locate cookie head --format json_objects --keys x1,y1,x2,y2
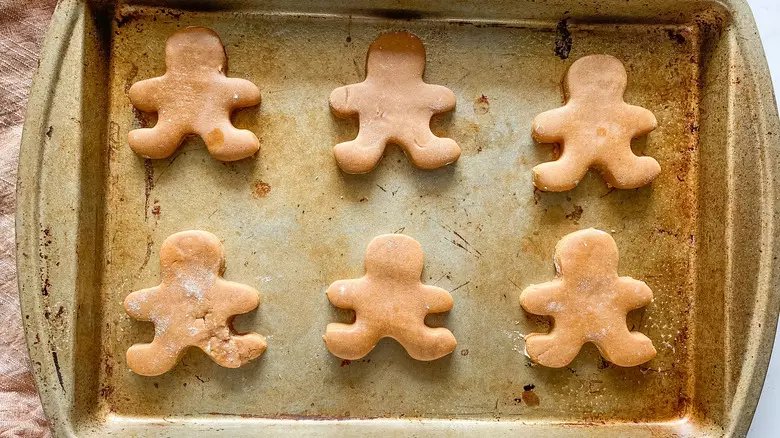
[
  {"x1": 366, "y1": 32, "x2": 426, "y2": 79},
  {"x1": 159, "y1": 230, "x2": 226, "y2": 281},
  {"x1": 365, "y1": 234, "x2": 424, "y2": 281},
  {"x1": 554, "y1": 229, "x2": 619, "y2": 280},
  {"x1": 165, "y1": 27, "x2": 227, "y2": 72},
  {"x1": 565, "y1": 54, "x2": 627, "y2": 100}
]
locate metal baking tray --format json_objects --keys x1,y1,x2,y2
[{"x1": 17, "y1": 0, "x2": 780, "y2": 436}]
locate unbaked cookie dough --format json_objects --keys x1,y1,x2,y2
[
  {"x1": 324, "y1": 234, "x2": 457, "y2": 361},
  {"x1": 128, "y1": 27, "x2": 261, "y2": 161},
  {"x1": 520, "y1": 228, "x2": 656, "y2": 367},
  {"x1": 329, "y1": 32, "x2": 460, "y2": 173},
  {"x1": 124, "y1": 230, "x2": 267, "y2": 376},
  {"x1": 532, "y1": 54, "x2": 660, "y2": 191}
]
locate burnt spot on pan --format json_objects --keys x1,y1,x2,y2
[
  {"x1": 364, "y1": 9, "x2": 427, "y2": 20},
  {"x1": 143, "y1": 158, "x2": 154, "y2": 221},
  {"x1": 554, "y1": 19, "x2": 572, "y2": 60},
  {"x1": 474, "y1": 94, "x2": 490, "y2": 115},
  {"x1": 665, "y1": 29, "x2": 687, "y2": 45},
  {"x1": 565, "y1": 204, "x2": 584, "y2": 223},
  {"x1": 151, "y1": 200, "x2": 161, "y2": 218},
  {"x1": 521, "y1": 384, "x2": 540, "y2": 406}
]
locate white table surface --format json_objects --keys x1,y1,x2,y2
[{"x1": 746, "y1": 1, "x2": 780, "y2": 436}]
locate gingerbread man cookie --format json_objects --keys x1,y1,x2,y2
[
  {"x1": 128, "y1": 27, "x2": 261, "y2": 162},
  {"x1": 519, "y1": 228, "x2": 656, "y2": 367},
  {"x1": 532, "y1": 54, "x2": 660, "y2": 191},
  {"x1": 324, "y1": 234, "x2": 456, "y2": 361},
  {"x1": 124, "y1": 230, "x2": 266, "y2": 376},
  {"x1": 329, "y1": 32, "x2": 460, "y2": 173}
]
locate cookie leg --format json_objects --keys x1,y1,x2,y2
[
  {"x1": 232, "y1": 333, "x2": 268, "y2": 363},
  {"x1": 599, "y1": 151, "x2": 661, "y2": 189},
  {"x1": 400, "y1": 326, "x2": 457, "y2": 361},
  {"x1": 203, "y1": 333, "x2": 267, "y2": 368},
  {"x1": 324, "y1": 322, "x2": 379, "y2": 360},
  {"x1": 126, "y1": 340, "x2": 184, "y2": 376},
  {"x1": 397, "y1": 125, "x2": 461, "y2": 170},
  {"x1": 532, "y1": 153, "x2": 590, "y2": 192},
  {"x1": 202, "y1": 122, "x2": 260, "y2": 162},
  {"x1": 128, "y1": 124, "x2": 185, "y2": 160},
  {"x1": 597, "y1": 329, "x2": 656, "y2": 367},
  {"x1": 524, "y1": 332, "x2": 583, "y2": 368},
  {"x1": 333, "y1": 131, "x2": 387, "y2": 174}
]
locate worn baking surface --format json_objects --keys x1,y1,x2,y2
[{"x1": 98, "y1": 9, "x2": 699, "y2": 422}]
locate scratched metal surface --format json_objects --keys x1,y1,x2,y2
[
  {"x1": 105, "y1": 5, "x2": 701, "y2": 420},
  {"x1": 16, "y1": 0, "x2": 780, "y2": 436}
]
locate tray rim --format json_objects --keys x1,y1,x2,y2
[
  {"x1": 15, "y1": 0, "x2": 780, "y2": 436},
  {"x1": 714, "y1": 1, "x2": 780, "y2": 436},
  {"x1": 17, "y1": 0, "x2": 84, "y2": 436}
]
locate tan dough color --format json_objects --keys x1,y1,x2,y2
[
  {"x1": 329, "y1": 32, "x2": 461, "y2": 173},
  {"x1": 124, "y1": 230, "x2": 267, "y2": 376},
  {"x1": 128, "y1": 27, "x2": 261, "y2": 162},
  {"x1": 519, "y1": 228, "x2": 656, "y2": 368},
  {"x1": 532, "y1": 54, "x2": 660, "y2": 191},
  {"x1": 324, "y1": 234, "x2": 457, "y2": 361}
]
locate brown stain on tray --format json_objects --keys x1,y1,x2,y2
[
  {"x1": 521, "y1": 384, "x2": 540, "y2": 406},
  {"x1": 252, "y1": 180, "x2": 271, "y2": 198}
]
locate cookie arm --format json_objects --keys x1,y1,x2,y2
[
  {"x1": 520, "y1": 281, "x2": 564, "y2": 316},
  {"x1": 532, "y1": 107, "x2": 568, "y2": 143},
  {"x1": 223, "y1": 77, "x2": 261, "y2": 108},
  {"x1": 124, "y1": 286, "x2": 161, "y2": 321},
  {"x1": 615, "y1": 277, "x2": 653, "y2": 311},
  {"x1": 424, "y1": 84, "x2": 457, "y2": 113},
  {"x1": 216, "y1": 280, "x2": 261, "y2": 315},
  {"x1": 325, "y1": 279, "x2": 360, "y2": 309},
  {"x1": 128, "y1": 78, "x2": 163, "y2": 112},
  {"x1": 420, "y1": 285, "x2": 454, "y2": 313},
  {"x1": 626, "y1": 105, "x2": 658, "y2": 137},
  {"x1": 329, "y1": 84, "x2": 360, "y2": 117}
]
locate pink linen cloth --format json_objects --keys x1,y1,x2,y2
[{"x1": 0, "y1": 0, "x2": 57, "y2": 435}]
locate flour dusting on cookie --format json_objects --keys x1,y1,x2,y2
[{"x1": 124, "y1": 230, "x2": 267, "y2": 376}]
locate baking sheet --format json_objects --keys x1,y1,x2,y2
[{"x1": 16, "y1": 0, "x2": 780, "y2": 436}]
